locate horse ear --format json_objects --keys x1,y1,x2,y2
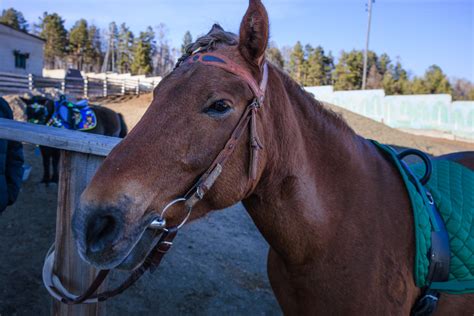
[{"x1": 238, "y1": 0, "x2": 269, "y2": 67}]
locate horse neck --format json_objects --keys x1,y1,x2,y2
[{"x1": 243, "y1": 66, "x2": 410, "y2": 264}]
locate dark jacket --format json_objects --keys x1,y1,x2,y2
[{"x1": 0, "y1": 97, "x2": 24, "y2": 213}]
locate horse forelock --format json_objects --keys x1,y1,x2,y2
[{"x1": 175, "y1": 24, "x2": 238, "y2": 69}]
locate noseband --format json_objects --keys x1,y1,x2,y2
[{"x1": 43, "y1": 51, "x2": 269, "y2": 304}]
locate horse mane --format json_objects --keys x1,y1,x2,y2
[
  {"x1": 274, "y1": 66, "x2": 355, "y2": 134},
  {"x1": 175, "y1": 24, "x2": 353, "y2": 134}
]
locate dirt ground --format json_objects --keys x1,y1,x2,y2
[{"x1": 0, "y1": 93, "x2": 472, "y2": 315}]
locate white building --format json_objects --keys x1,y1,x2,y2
[{"x1": 0, "y1": 23, "x2": 45, "y2": 76}]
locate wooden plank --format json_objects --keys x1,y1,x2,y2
[
  {"x1": 0, "y1": 82, "x2": 29, "y2": 89},
  {"x1": 67, "y1": 77, "x2": 85, "y2": 81},
  {"x1": 0, "y1": 86, "x2": 29, "y2": 93},
  {"x1": 0, "y1": 118, "x2": 121, "y2": 156},
  {"x1": 0, "y1": 76, "x2": 29, "y2": 83},
  {"x1": 52, "y1": 151, "x2": 106, "y2": 316},
  {"x1": 0, "y1": 71, "x2": 29, "y2": 79},
  {"x1": 34, "y1": 84, "x2": 62, "y2": 89},
  {"x1": 34, "y1": 78, "x2": 63, "y2": 84}
]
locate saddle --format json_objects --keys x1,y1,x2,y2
[
  {"x1": 372, "y1": 141, "x2": 474, "y2": 315},
  {"x1": 47, "y1": 96, "x2": 97, "y2": 131}
]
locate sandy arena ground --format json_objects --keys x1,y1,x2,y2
[{"x1": 0, "y1": 94, "x2": 472, "y2": 315}]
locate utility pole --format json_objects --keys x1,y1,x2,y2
[{"x1": 362, "y1": 0, "x2": 374, "y2": 90}]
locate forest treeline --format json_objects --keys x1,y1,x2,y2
[{"x1": 1, "y1": 8, "x2": 473, "y2": 100}]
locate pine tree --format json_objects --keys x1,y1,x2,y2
[
  {"x1": 117, "y1": 23, "x2": 135, "y2": 73},
  {"x1": 423, "y1": 65, "x2": 452, "y2": 94},
  {"x1": 323, "y1": 51, "x2": 335, "y2": 85},
  {"x1": 333, "y1": 50, "x2": 364, "y2": 90},
  {"x1": 0, "y1": 8, "x2": 28, "y2": 31},
  {"x1": 69, "y1": 19, "x2": 89, "y2": 70},
  {"x1": 333, "y1": 50, "x2": 378, "y2": 90},
  {"x1": 305, "y1": 45, "x2": 320, "y2": 86},
  {"x1": 38, "y1": 12, "x2": 68, "y2": 69},
  {"x1": 301, "y1": 44, "x2": 314, "y2": 85},
  {"x1": 181, "y1": 31, "x2": 193, "y2": 54},
  {"x1": 383, "y1": 61, "x2": 411, "y2": 95},
  {"x1": 131, "y1": 26, "x2": 155, "y2": 75},
  {"x1": 382, "y1": 68, "x2": 397, "y2": 95},
  {"x1": 409, "y1": 77, "x2": 429, "y2": 94},
  {"x1": 289, "y1": 41, "x2": 305, "y2": 84},
  {"x1": 378, "y1": 53, "x2": 391, "y2": 77},
  {"x1": 408, "y1": 65, "x2": 451, "y2": 95},
  {"x1": 393, "y1": 61, "x2": 410, "y2": 94},
  {"x1": 305, "y1": 46, "x2": 333, "y2": 86}
]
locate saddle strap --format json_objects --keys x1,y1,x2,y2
[{"x1": 411, "y1": 289, "x2": 440, "y2": 316}]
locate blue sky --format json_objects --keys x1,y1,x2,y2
[{"x1": 1, "y1": 0, "x2": 473, "y2": 81}]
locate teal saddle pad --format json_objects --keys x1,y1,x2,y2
[{"x1": 373, "y1": 141, "x2": 474, "y2": 294}]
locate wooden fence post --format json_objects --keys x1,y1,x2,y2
[
  {"x1": 136, "y1": 78, "x2": 140, "y2": 96},
  {"x1": 28, "y1": 73, "x2": 33, "y2": 91},
  {"x1": 103, "y1": 76, "x2": 108, "y2": 97},
  {"x1": 52, "y1": 150, "x2": 107, "y2": 316},
  {"x1": 84, "y1": 77, "x2": 88, "y2": 99},
  {"x1": 121, "y1": 79, "x2": 126, "y2": 96}
]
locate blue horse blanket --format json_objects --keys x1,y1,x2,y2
[{"x1": 48, "y1": 99, "x2": 96, "y2": 131}]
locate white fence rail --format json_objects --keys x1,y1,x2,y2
[{"x1": 0, "y1": 71, "x2": 158, "y2": 98}]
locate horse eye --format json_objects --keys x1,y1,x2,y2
[{"x1": 205, "y1": 100, "x2": 232, "y2": 115}]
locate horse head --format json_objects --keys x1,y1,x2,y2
[
  {"x1": 22, "y1": 96, "x2": 54, "y2": 125},
  {"x1": 72, "y1": 0, "x2": 272, "y2": 270}
]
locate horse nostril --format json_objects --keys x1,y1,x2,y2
[{"x1": 86, "y1": 215, "x2": 120, "y2": 253}]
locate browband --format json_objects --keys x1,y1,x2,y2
[{"x1": 186, "y1": 52, "x2": 268, "y2": 105}]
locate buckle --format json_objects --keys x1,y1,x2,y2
[
  {"x1": 411, "y1": 289, "x2": 440, "y2": 316},
  {"x1": 249, "y1": 99, "x2": 261, "y2": 109}
]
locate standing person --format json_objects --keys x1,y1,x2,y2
[{"x1": 0, "y1": 97, "x2": 24, "y2": 214}]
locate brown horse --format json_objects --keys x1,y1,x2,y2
[{"x1": 71, "y1": 0, "x2": 474, "y2": 314}]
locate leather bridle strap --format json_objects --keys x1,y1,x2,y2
[
  {"x1": 186, "y1": 52, "x2": 267, "y2": 103},
  {"x1": 43, "y1": 228, "x2": 178, "y2": 304},
  {"x1": 184, "y1": 52, "x2": 269, "y2": 210}
]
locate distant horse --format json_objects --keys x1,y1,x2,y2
[
  {"x1": 70, "y1": 0, "x2": 474, "y2": 314},
  {"x1": 23, "y1": 96, "x2": 127, "y2": 183}
]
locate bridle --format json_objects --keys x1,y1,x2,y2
[{"x1": 42, "y1": 51, "x2": 270, "y2": 304}]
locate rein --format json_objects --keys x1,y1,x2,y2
[{"x1": 43, "y1": 51, "x2": 269, "y2": 304}]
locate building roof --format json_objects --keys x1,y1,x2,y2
[{"x1": 0, "y1": 23, "x2": 46, "y2": 42}]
